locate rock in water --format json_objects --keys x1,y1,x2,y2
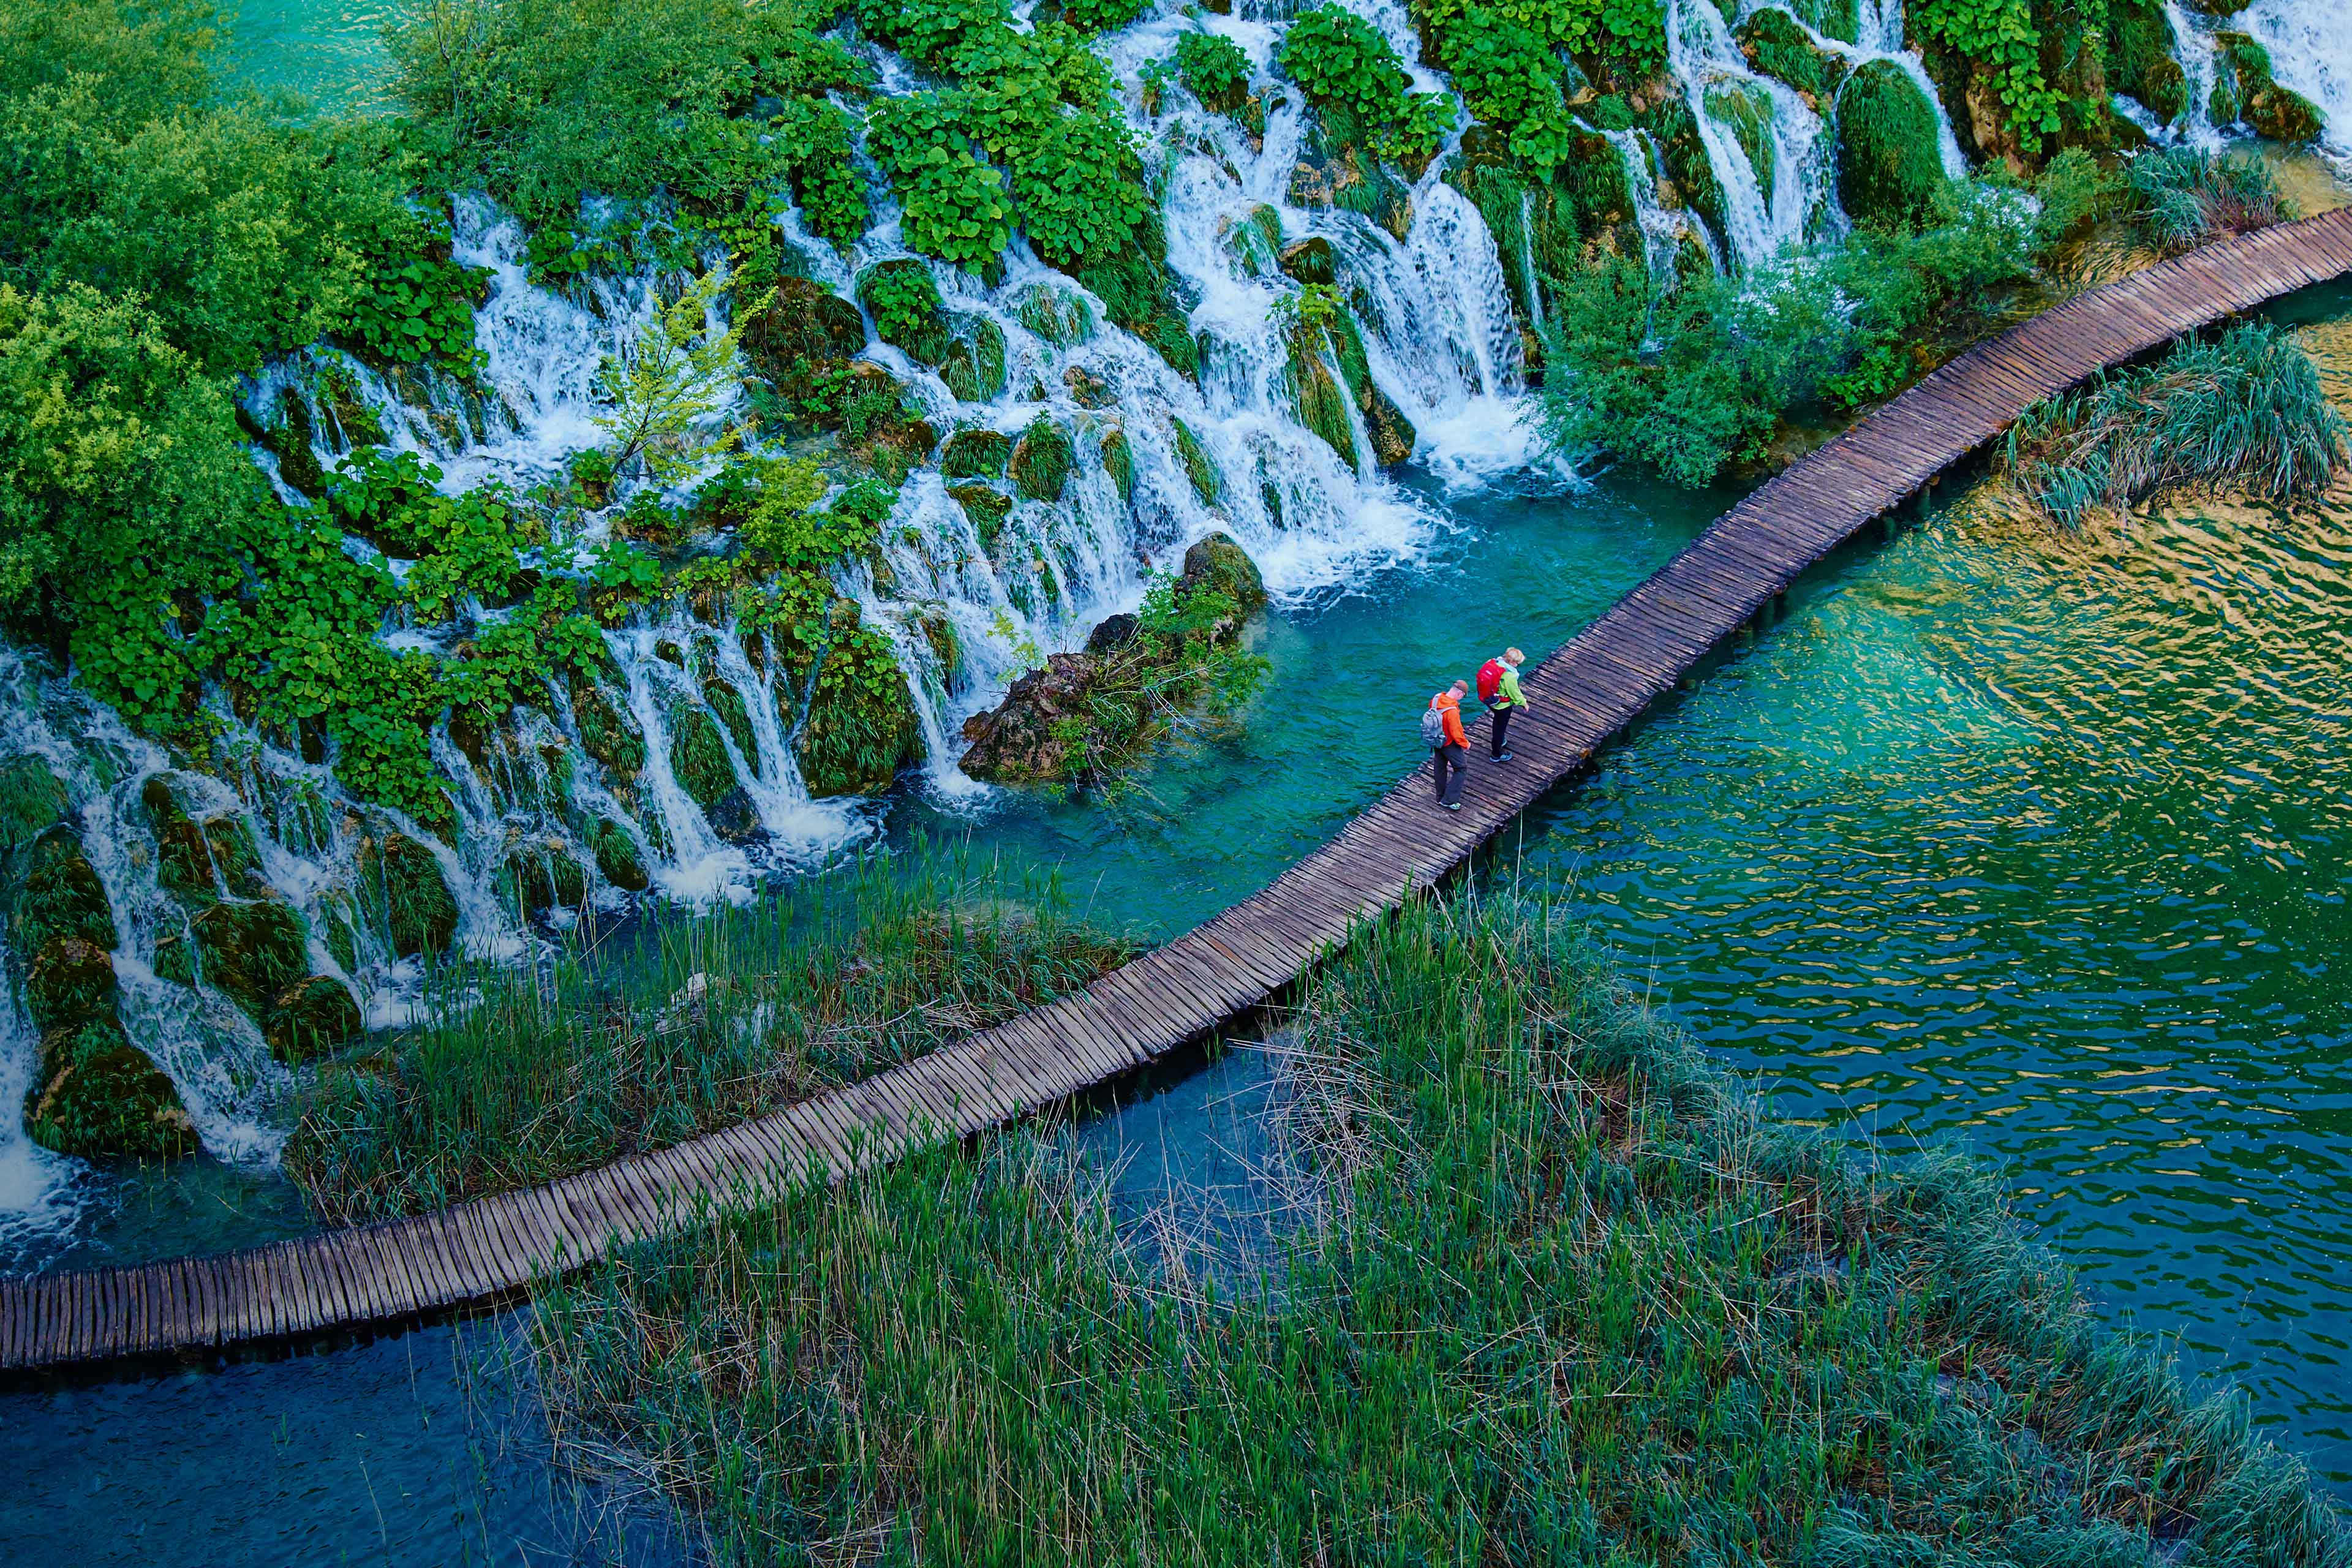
[
  {"x1": 267, "y1": 975, "x2": 364, "y2": 1064},
  {"x1": 959, "y1": 653, "x2": 1104, "y2": 782},
  {"x1": 24, "y1": 1019, "x2": 199, "y2": 1161}
]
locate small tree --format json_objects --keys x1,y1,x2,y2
[{"x1": 593, "y1": 265, "x2": 767, "y2": 483}]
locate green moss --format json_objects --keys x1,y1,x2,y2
[
  {"x1": 740, "y1": 277, "x2": 872, "y2": 435},
  {"x1": 1170, "y1": 417, "x2": 1221, "y2": 506},
  {"x1": 1012, "y1": 284, "x2": 1096, "y2": 347},
  {"x1": 1738, "y1": 8, "x2": 1849, "y2": 102},
  {"x1": 704, "y1": 679, "x2": 760, "y2": 777},
  {"x1": 586, "y1": 818, "x2": 650, "y2": 893},
  {"x1": 1836, "y1": 61, "x2": 1949, "y2": 232},
  {"x1": 359, "y1": 832, "x2": 461, "y2": 959},
  {"x1": 941, "y1": 427, "x2": 1013, "y2": 479},
  {"x1": 793, "y1": 617, "x2": 921, "y2": 797},
  {"x1": 24, "y1": 1018, "x2": 198, "y2": 1161},
  {"x1": 1228, "y1": 205, "x2": 1287, "y2": 279},
  {"x1": 1066, "y1": 214, "x2": 1198, "y2": 378},
  {"x1": 0, "y1": 757, "x2": 67, "y2": 852},
  {"x1": 258, "y1": 386, "x2": 327, "y2": 496},
  {"x1": 1286, "y1": 333, "x2": 1359, "y2": 469},
  {"x1": 500, "y1": 839, "x2": 588, "y2": 918},
  {"x1": 23, "y1": 937, "x2": 116, "y2": 1034},
  {"x1": 266, "y1": 974, "x2": 363, "y2": 1065},
  {"x1": 948, "y1": 483, "x2": 1014, "y2": 552},
  {"x1": 1008, "y1": 417, "x2": 1074, "y2": 502},
  {"x1": 856, "y1": 259, "x2": 954, "y2": 366},
  {"x1": 1177, "y1": 532, "x2": 1267, "y2": 611},
  {"x1": 1098, "y1": 421, "x2": 1135, "y2": 501},
  {"x1": 14, "y1": 828, "x2": 115, "y2": 955},
  {"x1": 938, "y1": 319, "x2": 1009, "y2": 402},
  {"x1": 143, "y1": 777, "x2": 263, "y2": 907},
  {"x1": 1647, "y1": 99, "x2": 1730, "y2": 243},
  {"x1": 192, "y1": 899, "x2": 310, "y2": 1027},
  {"x1": 571, "y1": 679, "x2": 648, "y2": 778},
  {"x1": 2217, "y1": 32, "x2": 2324, "y2": 144},
  {"x1": 315, "y1": 363, "x2": 387, "y2": 449},
  {"x1": 2108, "y1": 0, "x2": 2190, "y2": 125},
  {"x1": 1705, "y1": 83, "x2": 1777, "y2": 195},
  {"x1": 669, "y1": 707, "x2": 740, "y2": 810}
]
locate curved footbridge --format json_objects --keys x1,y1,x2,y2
[{"x1": 11, "y1": 209, "x2": 2352, "y2": 1371}]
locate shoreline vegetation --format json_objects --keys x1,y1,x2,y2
[
  {"x1": 284, "y1": 846, "x2": 1135, "y2": 1223},
  {"x1": 528, "y1": 892, "x2": 2350, "y2": 1564}
]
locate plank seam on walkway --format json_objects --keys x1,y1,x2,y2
[{"x1": 8, "y1": 208, "x2": 2351, "y2": 1368}]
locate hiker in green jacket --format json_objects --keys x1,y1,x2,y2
[{"x1": 1476, "y1": 647, "x2": 1530, "y2": 762}]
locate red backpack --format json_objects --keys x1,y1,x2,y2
[{"x1": 1476, "y1": 658, "x2": 1504, "y2": 704}]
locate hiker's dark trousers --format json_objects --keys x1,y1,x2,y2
[
  {"x1": 1433, "y1": 742, "x2": 1467, "y2": 805},
  {"x1": 1489, "y1": 704, "x2": 1513, "y2": 758}
]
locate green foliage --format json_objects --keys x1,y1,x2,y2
[
  {"x1": 853, "y1": 0, "x2": 1012, "y2": 72},
  {"x1": 1909, "y1": 0, "x2": 2068, "y2": 153},
  {"x1": 0, "y1": 0, "x2": 416, "y2": 377},
  {"x1": 865, "y1": 97, "x2": 1017, "y2": 272},
  {"x1": 730, "y1": 456, "x2": 884, "y2": 571},
  {"x1": 398, "y1": 484, "x2": 541, "y2": 622},
  {"x1": 1280, "y1": 6, "x2": 1453, "y2": 167},
  {"x1": 2122, "y1": 145, "x2": 2289, "y2": 255},
  {"x1": 594, "y1": 267, "x2": 761, "y2": 483},
  {"x1": 343, "y1": 230, "x2": 492, "y2": 378},
  {"x1": 445, "y1": 579, "x2": 611, "y2": 723},
  {"x1": 1050, "y1": 0, "x2": 1147, "y2": 34},
  {"x1": 1009, "y1": 112, "x2": 1154, "y2": 268},
  {"x1": 524, "y1": 890, "x2": 2352, "y2": 1564},
  {"x1": 1175, "y1": 31, "x2": 1252, "y2": 113},
  {"x1": 1438, "y1": 9, "x2": 1580, "y2": 174},
  {"x1": 588, "y1": 537, "x2": 665, "y2": 623},
  {"x1": 2006, "y1": 322, "x2": 2347, "y2": 527},
  {"x1": 770, "y1": 99, "x2": 870, "y2": 251},
  {"x1": 856, "y1": 262, "x2": 952, "y2": 363},
  {"x1": 1412, "y1": 0, "x2": 1662, "y2": 80},
  {"x1": 1834, "y1": 61, "x2": 1950, "y2": 232},
  {"x1": 285, "y1": 851, "x2": 1133, "y2": 1220}
]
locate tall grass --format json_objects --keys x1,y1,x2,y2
[
  {"x1": 283, "y1": 845, "x2": 1135, "y2": 1223},
  {"x1": 527, "y1": 892, "x2": 2348, "y2": 1565},
  {"x1": 2007, "y1": 321, "x2": 2348, "y2": 527},
  {"x1": 2125, "y1": 146, "x2": 2290, "y2": 256}
]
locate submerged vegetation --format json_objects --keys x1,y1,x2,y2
[
  {"x1": 284, "y1": 848, "x2": 1134, "y2": 1222},
  {"x1": 530, "y1": 892, "x2": 2350, "y2": 1563},
  {"x1": 2006, "y1": 322, "x2": 2349, "y2": 529}
]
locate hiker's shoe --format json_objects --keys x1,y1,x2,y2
[
  {"x1": 1444, "y1": 801, "x2": 1461, "y2": 812},
  {"x1": 1494, "y1": 751, "x2": 1513, "y2": 762}
]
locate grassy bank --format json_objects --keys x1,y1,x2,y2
[
  {"x1": 284, "y1": 847, "x2": 1134, "y2": 1223},
  {"x1": 526, "y1": 892, "x2": 2346, "y2": 1564}
]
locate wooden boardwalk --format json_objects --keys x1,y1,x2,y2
[{"x1": 9, "y1": 209, "x2": 2352, "y2": 1371}]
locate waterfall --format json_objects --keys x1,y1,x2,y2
[
  {"x1": 1741, "y1": 0, "x2": 1971, "y2": 179},
  {"x1": 2234, "y1": 0, "x2": 2352, "y2": 164},
  {"x1": 2, "y1": 0, "x2": 1549, "y2": 1215},
  {"x1": 1667, "y1": 0, "x2": 1845, "y2": 269},
  {"x1": 1604, "y1": 126, "x2": 1727, "y2": 282}
]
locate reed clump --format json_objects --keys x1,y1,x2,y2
[
  {"x1": 526, "y1": 892, "x2": 2348, "y2": 1565},
  {"x1": 283, "y1": 847, "x2": 1134, "y2": 1222},
  {"x1": 2125, "y1": 146, "x2": 2290, "y2": 256},
  {"x1": 2006, "y1": 321, "x2": 2348, "y2": 528}
]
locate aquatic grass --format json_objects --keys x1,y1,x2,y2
[
  {"x1": 2125, "y1": 146, "x2": 2290, "y2": 256},
  {"x1": 283, "y1": 844, "x2": 1136, "y2": 1223},
  {"x1": 2005, "y1": 321, "x2": 2348, "y2": 528},
  {"x1": 526, "y1": 891, "x2": 2349, "y2": 1564}
]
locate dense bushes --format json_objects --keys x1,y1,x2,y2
[
  {"x1": 1835, "y1": 62, "x2": 1948, "y2": 232},
  {"x1": 1280, "y1": 6, "x2": 1453, "y2": 169}
]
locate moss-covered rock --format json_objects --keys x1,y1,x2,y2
[
  {"x1": 1739, "y1": 7, "x2": 1849, "y2": 102},
  {"x1": 1063, "y1": 366, "x2": 1114, "y2": 409},
  {"x1": 1286, "y1": 337, "x2": 1359, "y2": 469},
  {"x1": 24, "y1": 937, "x2": 116, "y2": 1034},
  {"x1": 315, "y1": 363, "x2": 387, "y2": 449},
  {"x1": 24, "y1": 1018, "x2": 198, "y2": 1161},
  {"x1": 1098, "y1": 420, "x2": 1136, "y2": 502},
  {"x1": 942, "y1": 426, "x2": 1013, "y2": 479},
  {"x1": 938, "y1": 319, "x2": 1008, "y2": 402},
  {"x1": 1648, "y1": 99, "x2": 1731, "y2": 245},
  {"x1": 2108, "y1": 0, "x2": 2190, "y2": 126},
  {"x1": 1170, "y1": 417, "x2": 1221, "y2": 507},
  {"x1": 1836, "y1": 61, "x2": 1950, "y2": 231},
  {"x1": 192, "y1": 899, "x2": 309, "y2": 1027},
  {"x1": 0, "y1": 756, "x2": 67, "y2": 852},
  {"x1": 740, "y1": 276, "x2": 870, "y2": 434},
  {"x1": 1009, "y1": 417, "x2": 1075, "y2": 503},
  {"x1": 1012, "y1": 283, "x2": 1096, "y2": 346},
  {"x1": 704, "y1": 679, "x2": 760, "y2": 777},
  {"x1": 789, "y1": 610, "x2": 922, "y2": 797},
  {"x1": 570, "y1": 679, "x2": 647, "y2": 778},
  {"x1": 1178, "y1": 532, "x2": 1267, "y2": 614},
  {"x1": 586, "y1": 818, "x2": 649, "y2": 892},
  {"x1": 266, "y1": 974, "x2": 363, "y2": 1064},
  {"x1": 499, "y1": 839, "x2": 587, "y2": 918},
  {"x1": 1066, "y1": 214, "x2": 1199, "y2": 379},
  {"x1": 14, "y1": 827, "x2": 115, "y2": 955},
  {"x1": 1779, "y1": 0, "x2": 1860, "y2": 43},
  {"x1": 1279, "y1": 235, "x2": 1336, "y2": 286},
  {"x1": 855, "y1": 259, "x2": 953, "y2": 366},
  {"x1": 1223, "y1": 205, "x2": 1285, "y2": 278},
  {"x1": 142, "y1": 777, "x2": 263, "y2": 907},
  {"x1": 1705, "y1": 83, "x2": 1777, "y2": 195},
  {"x1": 948, "y1": 483, "x2": 1014, "y2": 552},
  {"x1": 2217, "y1": 32, "x2": 2324, "y2": 144},
  {"x1": 669, "y1": 707, "x2": 741, "y2": 810},
  {"x1": 358, "y1": 832, "x2": 461, "y2": 959},
  {"x1": 254, "y1": 385, "x2": 327, "y2": 497}
]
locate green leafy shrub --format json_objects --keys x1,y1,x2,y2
[
  {"x1": 1009, "y1": 111, "x2": 1154, "y2": 267},
  {"x1": 1049, "y1": 0, "x2": 1147, "y2": 34},
  {"x1": 1281, "y1": 6, "x2": 1453, "y2": 167},
  {"x1": 1176, "y1": 31, "x2": 1252, "y2": 113},
  {"x1": 1438, "y1": 8, "x2": 1579, "y2": 173},
  {"x1": 1909, "y1": 0, "x2": 2066, "y2": 153},
  {"x1": 865, "y1": 96, "x2": 1016, "y2": 272},
  {"x1": 344, "y1": 232, "x2": 492, "y2": 378},
  {"x1": 856, "y1": 261, "x2": 953, "y2": 364},
  {"x1": 771, "y1": 99, "x2": 870, "y2": 251},
  {"x1": 853, "y1": 0, "x2": 1012, "y2": 70}
]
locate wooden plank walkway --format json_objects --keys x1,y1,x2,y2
[{"x1": 9, "y1": 207, "x2": 2352, "y2": 1371}]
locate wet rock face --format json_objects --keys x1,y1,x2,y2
[
  {"x1": 24, "y1": 1018, "x2": 199, "y2": 1161},
  {"x1": 501, "y1": 839, "x2": 587, "y2": 917},
  {"x1": 266, "y1": 974, "x2": 363, "y2": 1065},
  {"x1": 143, "y1": 776, "x2": 265, "y2": 906},
  {"x1": 958, "y1": 652, "x2": 1105, "y2": 782},
  {"x1": 570, "y1": 679, "x2": 649, "y2": 780},
  {"x1": 1179, "y1": 532, "x2": 1269, "y2": 619},
  {"x1": 1280, "y1": 235, "x2": 1336, "y2": 287},
  {"x1": 587, "y1": 818, "x2": 650, "y2": 892}
]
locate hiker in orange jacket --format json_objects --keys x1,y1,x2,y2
[{"x1": 1429, "y1": 680, "x2": 1470, "y2": 811}]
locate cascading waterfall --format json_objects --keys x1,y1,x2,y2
[
  {"x1": 2234, "y1": 0, "x2": 2352, "y2": 164},
  {"x1": 1740, "y1": 0, "x2": 1971, "y2": 179},
  {"x1": 1667, "y1": 0, "x2": 1845, "y2": 268},
  {"x1": 1604, "y1": 126, "x2": 1727, "y2": 281},
  {"x1": 1, "y1": 0, "x2": 1545, "y2": 1210}
]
